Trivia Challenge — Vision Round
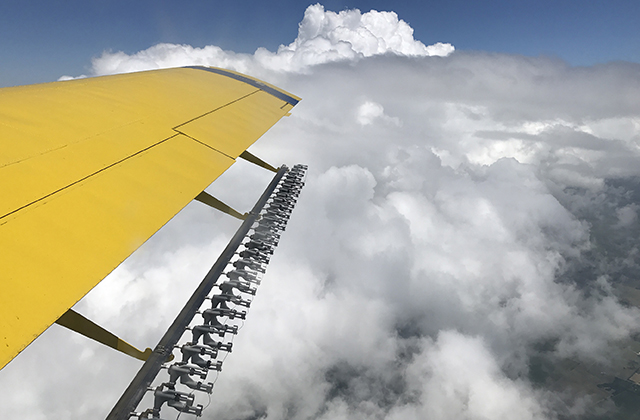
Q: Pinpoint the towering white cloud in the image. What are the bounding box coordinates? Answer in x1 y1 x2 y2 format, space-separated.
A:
88 4 454 77
7 4 640 420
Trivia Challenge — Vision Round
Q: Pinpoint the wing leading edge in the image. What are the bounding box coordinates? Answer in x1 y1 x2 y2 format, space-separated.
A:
0 66 300 370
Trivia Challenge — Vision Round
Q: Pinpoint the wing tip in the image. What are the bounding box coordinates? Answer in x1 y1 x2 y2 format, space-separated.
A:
183 66 301 106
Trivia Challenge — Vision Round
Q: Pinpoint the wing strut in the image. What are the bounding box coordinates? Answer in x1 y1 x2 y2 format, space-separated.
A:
194 191 248 220
239 150 278 172
55 309 154 361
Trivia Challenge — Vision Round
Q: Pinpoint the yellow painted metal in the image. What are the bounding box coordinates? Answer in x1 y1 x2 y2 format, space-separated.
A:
174 91 295 158
0 67 299 370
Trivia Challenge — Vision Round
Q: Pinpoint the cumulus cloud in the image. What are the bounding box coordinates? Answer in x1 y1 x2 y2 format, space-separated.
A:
4 3 640 420
89 4 453 77
389 331 549 420
357 101 401 126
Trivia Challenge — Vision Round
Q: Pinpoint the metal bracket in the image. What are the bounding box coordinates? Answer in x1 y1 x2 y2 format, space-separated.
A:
239 150 277 172
55 309 160 362
106 166 291 420
194 191 248 220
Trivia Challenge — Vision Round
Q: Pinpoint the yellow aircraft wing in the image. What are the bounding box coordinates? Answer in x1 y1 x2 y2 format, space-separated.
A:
0 66 299 370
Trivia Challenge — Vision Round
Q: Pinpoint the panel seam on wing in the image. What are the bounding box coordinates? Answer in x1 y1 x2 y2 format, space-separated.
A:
171 89 262 160
0 118 146 170
172 132 236 160
172 90 259 130
1 90 263 222
0 134 179 222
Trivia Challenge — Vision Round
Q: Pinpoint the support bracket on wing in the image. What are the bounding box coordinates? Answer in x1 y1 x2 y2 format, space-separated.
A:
55 309 164 362
194 191 248 220
239 150 278 172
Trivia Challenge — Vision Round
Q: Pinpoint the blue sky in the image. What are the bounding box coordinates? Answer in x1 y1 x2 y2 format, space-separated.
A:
1 0 639 87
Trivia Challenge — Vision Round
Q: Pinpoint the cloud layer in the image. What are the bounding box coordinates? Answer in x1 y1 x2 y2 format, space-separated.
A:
86 4 453 77
7 4 640 420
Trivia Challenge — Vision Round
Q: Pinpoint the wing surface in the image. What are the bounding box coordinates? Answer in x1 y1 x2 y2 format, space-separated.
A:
0 66 299 370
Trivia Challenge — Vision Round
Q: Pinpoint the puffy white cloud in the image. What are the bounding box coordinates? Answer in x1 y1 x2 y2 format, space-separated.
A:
5 3 640 420
89 4 453 77
357 101 401 126
389 331 548 420
263 4 453 68
616 204 638 227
